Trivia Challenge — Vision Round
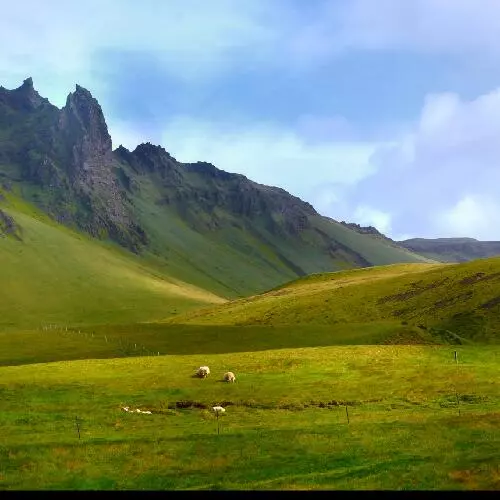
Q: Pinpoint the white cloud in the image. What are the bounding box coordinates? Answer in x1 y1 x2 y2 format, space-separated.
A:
353 206 392 235
436 196 500 240
148 117 384 195
0 0 281 106
337 87 500 240
109 121 157 152
294 0 500 60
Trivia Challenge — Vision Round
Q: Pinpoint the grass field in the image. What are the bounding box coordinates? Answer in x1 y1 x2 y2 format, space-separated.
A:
0 344 498 490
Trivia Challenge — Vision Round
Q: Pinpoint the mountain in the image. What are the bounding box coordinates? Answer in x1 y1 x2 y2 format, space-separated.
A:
0 78 431 299
339 221 500 264
399 237 500 263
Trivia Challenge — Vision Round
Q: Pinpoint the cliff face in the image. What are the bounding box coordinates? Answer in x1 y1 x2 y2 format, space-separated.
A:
0 79 145 250
115 142 316 237
59 84 113 176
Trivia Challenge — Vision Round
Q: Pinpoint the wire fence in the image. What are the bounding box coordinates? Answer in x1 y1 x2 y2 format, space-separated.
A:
39 323 162 357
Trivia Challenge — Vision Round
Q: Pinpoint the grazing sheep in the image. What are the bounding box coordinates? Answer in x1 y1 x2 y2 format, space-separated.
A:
122 406 152 414
197 366 210 378
212 406 226 413
223 371 236 383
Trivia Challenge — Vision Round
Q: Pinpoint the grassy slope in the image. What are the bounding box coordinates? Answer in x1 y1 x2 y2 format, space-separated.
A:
126 175 433 299
0 322 435 367
0 345 498 489
312 216 433 267
0 193 224 330
169 259 500 343
130 183 298 298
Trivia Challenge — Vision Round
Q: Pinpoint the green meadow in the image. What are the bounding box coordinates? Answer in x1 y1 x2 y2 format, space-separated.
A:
0 196 499 490
1 342 499 490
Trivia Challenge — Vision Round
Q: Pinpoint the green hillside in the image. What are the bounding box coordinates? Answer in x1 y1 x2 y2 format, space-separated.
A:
0 192 224 330
120 172 433 298
170 258 500 343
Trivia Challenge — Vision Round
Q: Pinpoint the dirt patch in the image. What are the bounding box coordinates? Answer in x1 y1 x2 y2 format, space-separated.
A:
378 278 450 304
448 465 500 490
459 272 500 285
157 399 374 412
434 291 473 309
0 209 22 240
172 401 209 409
392 308 411 317
479 296 500 310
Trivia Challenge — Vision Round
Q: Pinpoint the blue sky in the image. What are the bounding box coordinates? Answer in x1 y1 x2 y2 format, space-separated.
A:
2 0 500 240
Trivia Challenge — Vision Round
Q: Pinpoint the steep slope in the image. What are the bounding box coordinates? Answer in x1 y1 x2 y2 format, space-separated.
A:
0 192 224 330
112 143 432 296
170 258 500 343
0 78 431 298
399 237 500 263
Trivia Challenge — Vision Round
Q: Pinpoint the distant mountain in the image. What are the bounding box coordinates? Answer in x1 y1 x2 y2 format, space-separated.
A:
398 238 500 263
339 221 500 264
0 78 431 298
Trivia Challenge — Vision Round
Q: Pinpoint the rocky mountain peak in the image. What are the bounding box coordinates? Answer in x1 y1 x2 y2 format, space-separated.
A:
340 221 392 240
20 77 34 90
60 84 112 160
74 84 94 99
133 142 172 158
128 142 176 174
2 77 48 110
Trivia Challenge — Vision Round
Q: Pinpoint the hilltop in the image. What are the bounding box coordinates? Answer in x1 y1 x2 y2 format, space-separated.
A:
169 257 500 344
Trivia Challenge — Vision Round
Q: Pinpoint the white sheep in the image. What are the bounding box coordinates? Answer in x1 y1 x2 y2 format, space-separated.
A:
223 371 236 383
196 365 210 378
122 406 152 414
212 406 226 413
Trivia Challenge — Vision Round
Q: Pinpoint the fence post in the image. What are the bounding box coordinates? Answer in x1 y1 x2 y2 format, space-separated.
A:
75 416 81 440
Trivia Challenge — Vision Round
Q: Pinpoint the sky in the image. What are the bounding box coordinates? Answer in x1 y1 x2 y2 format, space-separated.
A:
2 0 500 240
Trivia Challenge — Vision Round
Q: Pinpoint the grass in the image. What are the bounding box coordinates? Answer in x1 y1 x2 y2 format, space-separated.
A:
169 259 500 343
0 194 224 330
0 321 439 367
0 345 498 490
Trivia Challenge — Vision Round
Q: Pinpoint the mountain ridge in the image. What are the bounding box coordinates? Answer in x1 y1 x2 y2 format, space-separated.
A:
398 237 500 263
0 78 432 298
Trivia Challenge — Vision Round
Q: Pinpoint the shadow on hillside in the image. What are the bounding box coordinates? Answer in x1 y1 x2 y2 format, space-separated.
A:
0 321 453 367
